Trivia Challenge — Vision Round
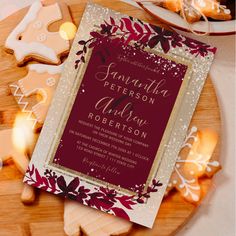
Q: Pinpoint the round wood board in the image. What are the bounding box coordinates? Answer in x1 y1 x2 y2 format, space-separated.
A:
0 0 221 236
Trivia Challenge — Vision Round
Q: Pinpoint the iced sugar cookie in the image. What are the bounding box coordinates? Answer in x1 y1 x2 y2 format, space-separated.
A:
166 127 220 203
9 63 64 128
5 1 72 65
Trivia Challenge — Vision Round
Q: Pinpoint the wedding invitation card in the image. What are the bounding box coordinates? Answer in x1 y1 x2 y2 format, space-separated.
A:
24 3 216 227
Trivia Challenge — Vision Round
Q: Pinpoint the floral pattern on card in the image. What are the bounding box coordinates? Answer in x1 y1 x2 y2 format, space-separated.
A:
75 16 216 69
25 164 162 220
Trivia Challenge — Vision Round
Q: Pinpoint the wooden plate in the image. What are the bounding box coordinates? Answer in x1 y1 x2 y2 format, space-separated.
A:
0 1 220 235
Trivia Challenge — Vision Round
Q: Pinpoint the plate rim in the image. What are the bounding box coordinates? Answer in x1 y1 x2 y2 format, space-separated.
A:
138 2 236 36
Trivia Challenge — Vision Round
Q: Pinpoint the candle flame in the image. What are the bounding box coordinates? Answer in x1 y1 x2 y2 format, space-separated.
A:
12 113 34 153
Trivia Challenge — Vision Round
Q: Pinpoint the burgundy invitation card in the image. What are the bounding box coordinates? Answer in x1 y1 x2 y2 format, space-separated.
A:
53 39 188 192
25 3 216 227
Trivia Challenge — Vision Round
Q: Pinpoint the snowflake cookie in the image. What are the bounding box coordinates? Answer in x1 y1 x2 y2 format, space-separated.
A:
166 126 220 202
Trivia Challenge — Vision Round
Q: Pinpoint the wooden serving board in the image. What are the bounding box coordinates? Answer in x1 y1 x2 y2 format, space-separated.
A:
0 1 221 236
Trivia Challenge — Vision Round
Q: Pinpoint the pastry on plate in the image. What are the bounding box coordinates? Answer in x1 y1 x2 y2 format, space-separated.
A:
152 0 233 23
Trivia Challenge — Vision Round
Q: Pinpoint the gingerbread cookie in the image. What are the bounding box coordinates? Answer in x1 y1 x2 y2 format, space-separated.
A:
9 63 64 129
5 1 72 65
166 127 220 202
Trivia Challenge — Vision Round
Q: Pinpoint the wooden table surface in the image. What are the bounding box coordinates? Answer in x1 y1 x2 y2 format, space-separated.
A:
0 1 221 236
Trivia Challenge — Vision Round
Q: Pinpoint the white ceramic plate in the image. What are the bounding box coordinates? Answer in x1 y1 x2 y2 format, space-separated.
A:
138 2 236 35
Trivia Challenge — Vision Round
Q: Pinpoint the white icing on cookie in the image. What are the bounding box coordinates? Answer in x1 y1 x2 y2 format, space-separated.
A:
28 63 64 74
5 1 65 63
46 77 56 87
9 84 38 129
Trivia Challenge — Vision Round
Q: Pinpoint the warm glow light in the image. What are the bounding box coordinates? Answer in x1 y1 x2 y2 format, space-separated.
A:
198 129 218 157
12 113 35 153
186 129 218 172
59 22 77 40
